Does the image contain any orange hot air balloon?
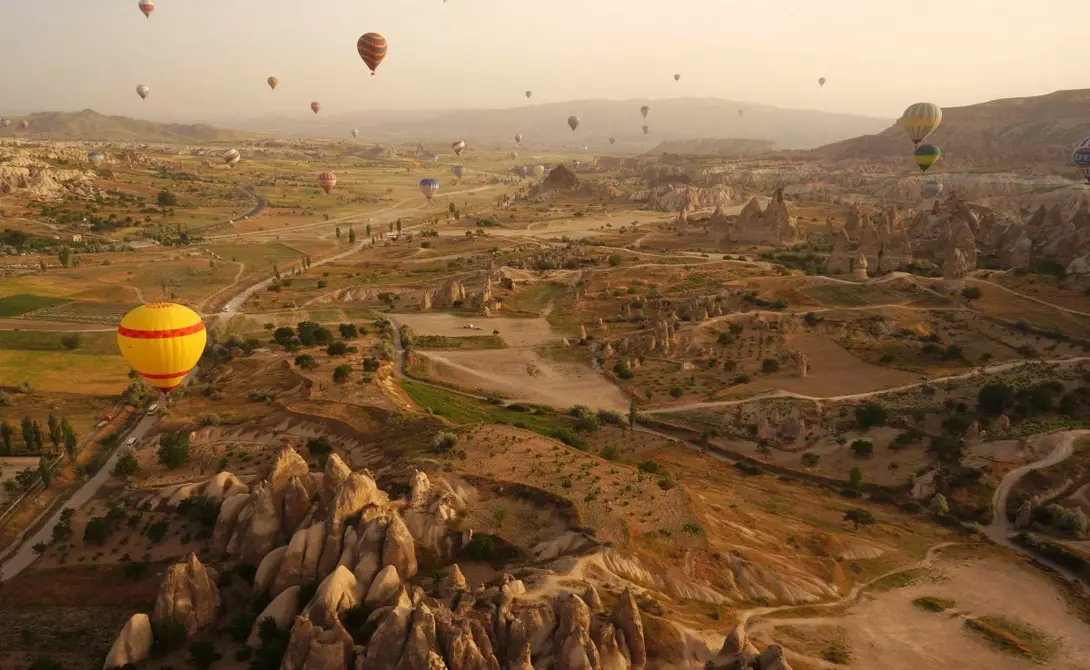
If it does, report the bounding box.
[318,172,337,194]
[357,33,388,75]
[117,303,207,395]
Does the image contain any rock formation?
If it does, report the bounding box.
[151,553,221,635]
[103,614,153,670]
[716,189,802,245]
[852,253,869,281]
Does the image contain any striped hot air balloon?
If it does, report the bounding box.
[311,101,321,115]
[914,144,941,173]
[222,149,241,168]
[419,178,439,200]
[138,0,155,18]
[357,33,388,75]
[88,151,105,169]
[901,102,942,145]
[117,303,207,396]
[267,76,279,90]
[318,172,337,194]
[451,140,466,156]
[1072,137,1090,183]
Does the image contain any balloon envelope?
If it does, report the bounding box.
[674,73,681,81]
[525,90,532,99]
[567,115,580,131]
[922,180,943,198]
[138,0,155,18]
[419,178,439,200]
[357,33,388,74]
[452,165,466,179]
[222,149,241,167]
[452,140,466,155]
[318,172,337,194]
[117,302,207,394]
[914,144,941,173]
[351,129,359,138]
[267,77,279,90]
[533,165,545,178]
[640,105,650,119]
[901,103,942,145]
[136,85,150,100]
[19,120,28,130]
[514,133,523,144]
[642,125,649,135]
[818,77,826,87]
[609,137,616,145]
[311,102,321,115]
[88,152,105,169]
[1072,137,1090,183]
[516,166,528,178]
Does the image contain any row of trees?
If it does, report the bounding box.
[0,414,78,457]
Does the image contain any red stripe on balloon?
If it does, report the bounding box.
[118,322,205,339]
[141,368,192,380]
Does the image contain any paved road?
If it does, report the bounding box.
[192,186,266,234]
[0,409,161,581]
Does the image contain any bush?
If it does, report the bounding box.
[601,445,620,461]
[637,460,662,475]
[60,334,81,350]
[332,364,352,383]
[113,451,139,477]
[27,657,62,670]
[152,617,189,653]
[761,358,780,373]
[850,440,874,458]
[327,341,349,356]
[465,534,496,561]
[855,402,887,428]
[734,461,761,476]
[608,255,621,267]
[549,429,587,450]
[978,383,1015,415]
[430,431,459,453]
[801,453,820,467]
[338,323,358,339]
[147,521,169,543]
[189,642,222,670]
[295,354,318,370]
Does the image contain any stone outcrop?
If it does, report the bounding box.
[103,614,153,670]
[151,553,221,635]
[831,204,913,274]
[715,190,801,245]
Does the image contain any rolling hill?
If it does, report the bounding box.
[1,109,261,143]
[811,89,1090,167]
[228,98,890,151]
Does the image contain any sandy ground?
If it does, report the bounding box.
[394,313,558,347]
[418,348,630,413]
[752,552,1090,670]
[737,333,920,397]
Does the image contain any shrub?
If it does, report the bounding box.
[761,358,780,373]
[734,461,761,475]
[147,521,169,543]
[113,451,139,477]
[465,534,496,561]
[855,402,887,428]
[189,642,222,670]
[430,431,459,453]
[850,440,874,458]
[60,334,81,350]
[332,364,352,383]
[326,341,349,356]
[295,354,318,370]
[152,617,189,653]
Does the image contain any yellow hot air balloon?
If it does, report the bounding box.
[117,303,207,395]
[901,102,942,145]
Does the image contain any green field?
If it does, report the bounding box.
[0,294,70,317]
[208,242,306,271]
[0,350,129,395]
[413,335,506,349]
[401,380,569,435]
[0,331,119,356]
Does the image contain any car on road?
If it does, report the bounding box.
[222,306,231,313]
[147,403,158,415]
[125,437,137,447]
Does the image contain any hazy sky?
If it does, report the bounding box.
[0,0,1086,124]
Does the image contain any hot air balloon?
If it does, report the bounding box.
[640,105,650,119]
[914,144,941,173]
[674,73,681,82]
[901,103,942,145]
[452,165,466,179]
[117,303,207,396]
[1072,137,1090,183]
[533,165,545,178]
[351,129,359,139]
[311,102,321,115]
[138,0,155,18]
[609,137,616,146]
[514,133,523,144]
[136,85,150,100]
[516,166,528,179]
[818,77,827,87]
[222,149,241,168]
[88,152,105,169]
[567,115,580,132]
[318,172,337,194]
[525,90,532,100]
[509,151,518,160]
[411,160,419,170]
[357,33,388,75]
[922,180,943,198]
[419,178,439,200]
[642,125,649,135]
[19,120,29,130]
[1,118,11,128]
[452,140,466,156]
[267,77,279,90]
[430,153,440,163]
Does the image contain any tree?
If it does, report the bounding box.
[188,641,222,670]
[761,358,780,373]
[58,247,70,268]
[273,326,296,347]
[156,190,178,207]
[38,455,54,488]
[47,414,61,449]
[930,493,949,516]
[338,323,358,339]
[60,333,80,350]
[978,382,1015,416]
[157,433,191,469]
[843,508,875,529]
[306,436,333,462]
[396,220,402,233]
[21,416,35,452]
[848,465,863,489]
[928,435,965,464]
[850,440,874,458]
[348,227,357,243]
[629,399,638,431]
[327,341,348,356]
[0,421,13,455]
[113,451,139,477]
[314,327,334,345]
[961,286,982,301]
[332,364,352,383]
[32,420,44,452]
[389,221,395,233]
[366,223,372,237]
[855,402,887,429]
[335,226,341,239]
[608,255,621,267]
[39,259,47,273]
[294,354,318,370]
[63,427,77,460]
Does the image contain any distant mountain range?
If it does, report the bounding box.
[0,109,261,143]
[224,98,891,151]
[810,89,1090,168]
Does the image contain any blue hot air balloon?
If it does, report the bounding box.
[419,178,440,200]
